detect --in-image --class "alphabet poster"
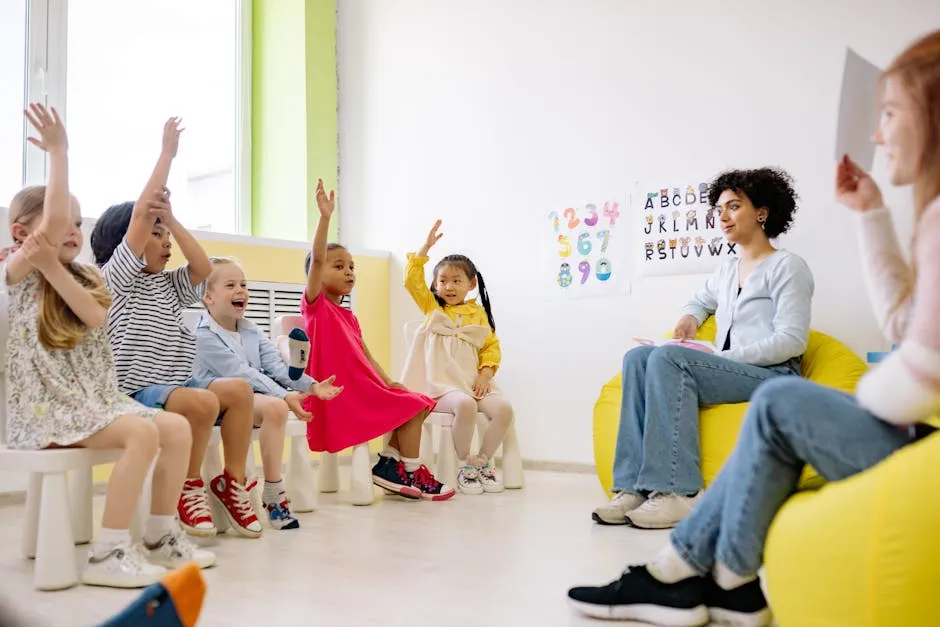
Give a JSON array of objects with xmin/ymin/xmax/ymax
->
[
  {"xmin": 635, "ymin": 181, "xmax": 737, "ymax": 277},
  {"xmin": 542, "ymin": 200, "xmax": 630, "ymax": 298}
]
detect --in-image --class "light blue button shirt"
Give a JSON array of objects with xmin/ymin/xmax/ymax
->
[
  {"xmin": 192, "ymin": 312, "xmax": 315, "ymax": 398},
  {"xmin": 680, "ymin": 249, "xmax": 814, "ymax": 368}
]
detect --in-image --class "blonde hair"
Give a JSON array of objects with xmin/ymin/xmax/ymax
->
[
  {"xmin": 8, "ymin": 186, "xmax": 112, "ymax": 350},
  {"xmin": 204, "ymin": 256, "xmax": 244, "ymax": 295},
  {"xmin": 881, "ymin": 29, "xmax": 940, "ymax": 319}
]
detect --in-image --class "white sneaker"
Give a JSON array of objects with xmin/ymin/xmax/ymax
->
[
  {"xmin": 478, "ymin": 460, "xmax": 504, "ymax": 493},
  {"xmin": 144, "ymin": 524, "xmax": 217, "ymax": 570},
  {"xmin": 457, "ymin": 465, "xmax": 484, "ymax": 495},
  {"xmin": 625, "ymin": 491, "xmax": 702, "ymax": 529},
  {"xmin": 82, "ymin": 543, "xmax": 167, "ymax": 589},
  {"xmin": 592, "ymin": 491, "xmax": 647, "ymax": 525}
]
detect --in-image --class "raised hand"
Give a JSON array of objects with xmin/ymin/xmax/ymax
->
[
  {"xmin": 835, "ymin": 154, "xmax": 884, "ymax": 213},
  {"xmin": 419, "ymin": 220, "xmax": 443, "ymax": 257},
  {"xmin": 162, "ymin": 117, "xmax": 184, "ymax": 158},
  {"xmin": 311, "ymin": 375, "xmax": 344, "ymax": 401},
  {"xmin": 22, "ymin": 232, "xmax": 61, "ymax": 273},
  {"xmin": 673, "ymin": 314, "xmax": 698, "ymax": 340},
  {"xmin": 24, "ymin": 103, "xmax": 68, "ymax": 153},
  {"xmin": 315, "ymin": 178, "xmax": 336, "ymax": 218}
]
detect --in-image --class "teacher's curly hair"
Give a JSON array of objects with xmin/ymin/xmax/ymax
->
[{"xmin": 707, "ymin": 167, "xmax": 799, "ymax": 239}]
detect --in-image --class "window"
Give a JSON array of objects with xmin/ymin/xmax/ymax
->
[
  {"xmin": 65, "ymin": 0, "xmax": 247, "ymax": 234},
  {"xmin": 0, "ymin": 0, "xmax": 27, "ymax": 209}
]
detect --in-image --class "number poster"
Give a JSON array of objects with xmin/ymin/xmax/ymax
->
[
  {"xmin": 635, "ymin": 180, "xmax": 737, "ymax": 277},
  {"xmin": 543, "ymin": 200, "xmax": 630, "ymax": 299}
]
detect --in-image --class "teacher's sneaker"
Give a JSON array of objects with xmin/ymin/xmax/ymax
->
[
  {"xmin": 372, "ymin": 455, "xmax": 421, "ymax": 499},
  {"xmin": 144, "ymin": 524, "xmax": 216, "ymax": 570},
  {"xmin": 706, "ymin": 577, "xmax": 772, "ymax": 626},
  {"xmin": 409, "ymin": 465, "xmax": 456, "ymax": 501},
  {"xmin": 82, "ymin": 543, "xmax": 167, "ymax": 589},
  {"xmin": 568, "ymin": 565, "xmax": 708, "ymax": 626},
  {"xmin": 592, "ymin": 491, "xmax": 646, "ymax": 525},
  {"xmin": 626, "ymin": 491, "xmax": 702, "ymax": 529}
]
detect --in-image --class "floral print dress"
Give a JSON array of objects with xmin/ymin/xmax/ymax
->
[{"xmin": 3, "ymin": 267, "xmax": 158, "ymax": 450}]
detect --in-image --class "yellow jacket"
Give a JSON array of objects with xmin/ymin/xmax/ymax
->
[{"xmin": 404, "ymin": 253, "xmax": 501, "ymax": 372}]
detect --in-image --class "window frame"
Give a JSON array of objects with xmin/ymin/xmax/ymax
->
[{"xmin": 21, "ymin": 0, "xmax": 252, "ymax": 235}]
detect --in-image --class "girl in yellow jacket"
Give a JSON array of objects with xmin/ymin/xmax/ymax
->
[{"xmin": 401, "ymin": 220, "xmax": 514, "ymax": 495}]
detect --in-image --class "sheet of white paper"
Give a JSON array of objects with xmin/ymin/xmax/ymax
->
[{"xmin": 835, "ymin": 48, "xmax": 882, "ymax": 171}]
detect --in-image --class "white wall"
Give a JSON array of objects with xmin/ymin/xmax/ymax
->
[{"xmin": 339, "ymin": 0, "xmax": 939, "ymax": 465}]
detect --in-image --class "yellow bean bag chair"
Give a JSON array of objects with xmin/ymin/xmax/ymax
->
[
  {"xmin": 592, "ymin": 317, "xmax": 867, "ymax": 494},
  {"xmin": 765, "ymin": 429, "xmax": 940, "ymax": 626}
]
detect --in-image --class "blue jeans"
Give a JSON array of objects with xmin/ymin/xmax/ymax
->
[
  {"xmin": 671, "ymin": 376, "xmax": 916, "ymax": 577},
  {"xmin": 613, "ymin": 345, "xmax": 798, "ymax": 495}
]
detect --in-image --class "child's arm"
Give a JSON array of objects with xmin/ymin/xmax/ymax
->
[
  {"xmin": 473, "ymin": 332, "xmax": 502, "ymax": 397},
  {"xmin": 404, "ymin": 220, "xmax": 445, "ymax": 313},
  {"xmin": 6, "ymin": 105, "xmax": 70, "ymax": 286},
  {"xmin": 126, "ymin": 118, "xmax": 183, "ymax": 259},
  {"xmin": 20, "ymin": 234, "xmax": 107, "ymax": 327},
  {"xmin": 259, "ymin": 333, "xmax": 317, "ymax": 391},
  {"xmin": 305, "ymin": 179, "xmax": 335, "ymax": 304},
  {"xmin": 164, "ymin": 209, "xmax": 212, "ymax": 287},
  {"xmin": 196, "ymin": 329, "xmax": 295, "ymax": 398}
]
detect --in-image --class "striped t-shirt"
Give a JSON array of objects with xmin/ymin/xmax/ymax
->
[{"xmin": 101, "ymin": 238, "xmax": 203, "ymax": 395}]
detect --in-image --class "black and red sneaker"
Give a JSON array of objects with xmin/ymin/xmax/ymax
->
[
  {"xmin": 371, "ymin": 455, "xmax": 421, "ymax": 499},
  {"xmin": 409, "ymin": 464, "xmax": 456, "ymax": 501}
]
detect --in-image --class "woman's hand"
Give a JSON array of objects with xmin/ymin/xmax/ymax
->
[
  {"xmin": 673, "ymin": 315, "xmax": 698, "ymax": 340},
  {"xmin": 835, "ymin": 154, "xmax": 884, "ymax": 212},
  {"xmin": 418, "ymin": 220, "xmax": 443, "ymax": 257},
  {"xmin": 25, "ymin": 103, "xmax": 68, "ymax": 153},
  {"xmin": 310, "ymin": 375, "xmax": 344, "ymax": 401},
  {"xmin": 284, "ymin": 392, "xmax": 313, "ymax": 422}
]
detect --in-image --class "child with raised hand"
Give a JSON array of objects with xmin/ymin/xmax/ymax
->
[
  {"xmin": 4, "ymin": 104, "xmax": 214, "ymax": 588},
  {"xmin": 90, "ymin": 119, "xmax": 260, "ymax": 539},
  {"xmin": 302, "ymin": 179, "xmax": 454, "ymax": 501},
  {"xmin": 193, "ymin": 256, "xmax": 343, "ymax": 528},
  {"xmin": 401, "ymin": 220, "xmax": 514, "ymax": 494}
]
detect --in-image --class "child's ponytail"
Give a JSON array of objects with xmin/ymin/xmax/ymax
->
[{"xmin": 475, "ymin": 271, "xmax": 496, "ymax": 331}]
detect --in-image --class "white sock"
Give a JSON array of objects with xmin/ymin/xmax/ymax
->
[
  {"xmin": 647, "ymin": 542, "xmax": 699, "ymax": 584},
  {"xmin": 382, "ymin": 445, "xmax": 401, "ymax": 461},
  {"xmin": 142, "ymin": 515, "xmax": 176, "ymax": 545},
  {"xmin": 713, "ymin": 562, "xmax": 757, "ymax": 590},
  {"xmin": 402, "ymin": 457, "xmax": 421, "ymax": 473},
  {"xmin": 92, "ymin": 528, "xmax": 131, "ymax": 557},
  {"xmin": 262, "ymin": 480, "xmax": 285, "ymax": 505}
]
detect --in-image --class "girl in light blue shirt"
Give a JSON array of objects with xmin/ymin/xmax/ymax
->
[
  {"xmin": 193, "ymin": 257, "xmax": 342, "ymax": 530},
  {"xmin": 594, "ymin": 167, "xmax": 814, "ymax": 531}
]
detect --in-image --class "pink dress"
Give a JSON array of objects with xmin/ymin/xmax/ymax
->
[{"xmin": 300, "ymin": 292, "xmax": 436, "ymax": 453}]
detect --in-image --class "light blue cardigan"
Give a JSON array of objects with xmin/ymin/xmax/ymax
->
[
  {"xmin": 680, "ymin": 249, "xmax": 814, "ymax": 368},
  {"xmin": 192, "ymin": 312, "xmax": 316, "ymax": 398}
]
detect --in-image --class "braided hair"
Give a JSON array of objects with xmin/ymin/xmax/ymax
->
[{"xmin": 431, "ymin": 254, "xmax": 496, "ymax": 331}]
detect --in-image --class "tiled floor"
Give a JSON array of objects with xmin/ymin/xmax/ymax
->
[{"xmin": 0, "ymin": 471, "xmax": 678, "ymax": 627}]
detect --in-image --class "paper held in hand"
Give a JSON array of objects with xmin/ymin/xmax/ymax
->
[{"xmin": 632, "ymin": 337, "xmax": 716, "ymax": 354}]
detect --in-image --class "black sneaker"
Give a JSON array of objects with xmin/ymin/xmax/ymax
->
[
  {"xmin": 706, "ymin": 577, "xmax": 772, "ymax": 626},
  {"xmin": 371, "ymin": 455, "xmax": 421, "ymax": 499},
  {"xmin": 567, "ymin": 565, "xmax": 708, "ymax": 625}
]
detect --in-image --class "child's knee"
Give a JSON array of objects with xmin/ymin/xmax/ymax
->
[
  {"xmin": 128, "ymin": 420, "xmax": 160, "ymax": 458},
  {"xmin": 154, "ymin": 411, "xmax": 193, "ymax": 451},
  {"xmin": 455, "ymin": 395, "xmax": 477, "ymax": 416},
  {"xmin": 214, "ymin": 378, "xmax": 254, "ymax": 410},
  {"xmin": 184, "ymin": 390, "xmax": 221, "ymax": 428},
  {"xmin": 264, "ymin": 399, "xmax": 289, "ymax": 425}
]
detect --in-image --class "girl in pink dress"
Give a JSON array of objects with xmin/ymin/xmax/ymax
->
[{"xmin": 300, "ymin": 179, "xmax": 455, "ymax": 501}]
